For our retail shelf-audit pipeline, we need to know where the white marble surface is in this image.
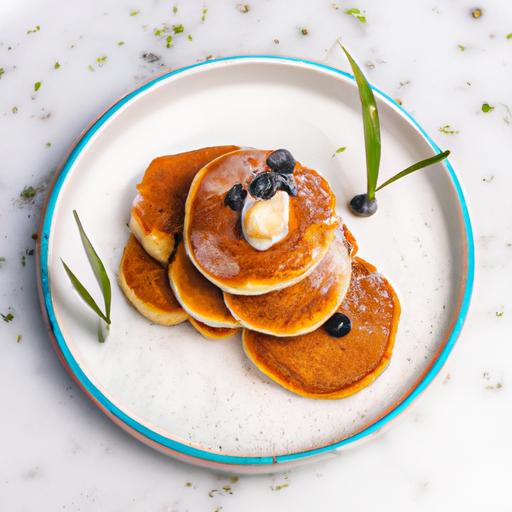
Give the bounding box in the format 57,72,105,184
0,0,511,510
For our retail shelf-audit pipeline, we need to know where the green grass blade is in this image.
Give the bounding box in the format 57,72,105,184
340,43,381,200
376,150,450,191
61,259,110,324
73,210,111,321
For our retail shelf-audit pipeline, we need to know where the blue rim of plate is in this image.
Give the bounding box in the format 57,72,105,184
39,55,474,466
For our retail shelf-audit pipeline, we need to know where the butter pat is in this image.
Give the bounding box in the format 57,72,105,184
242,191,289,251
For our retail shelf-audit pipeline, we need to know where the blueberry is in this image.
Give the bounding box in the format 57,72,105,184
275,173,297,197
249,172,278,200
224,184,247,211
349,193,378,217
266,149,296,174
324,312,352,338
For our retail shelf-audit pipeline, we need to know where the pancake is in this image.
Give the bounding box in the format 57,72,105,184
169,243,240,328
184,148,339,295
224,233,351,336
130,145,239,264
189,318,239,340
119,235,187,325
242,257,401,399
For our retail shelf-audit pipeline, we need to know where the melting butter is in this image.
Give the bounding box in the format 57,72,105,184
242,191,289,251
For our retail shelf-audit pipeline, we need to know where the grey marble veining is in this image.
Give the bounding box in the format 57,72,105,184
0,1,511,510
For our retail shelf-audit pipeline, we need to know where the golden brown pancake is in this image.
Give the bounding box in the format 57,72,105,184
119,235,187,325
184,148,339,295
130,145,239,263
224,233,351,336
343,224,358,257
189,318,239,340
169,243,240,328
242,257,401,399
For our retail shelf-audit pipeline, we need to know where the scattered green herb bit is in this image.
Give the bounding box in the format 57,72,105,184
129,9,140,16
166,35,173,48
173,5,178,14
45,141,51,147
439,124,459,135
88,64,95,72
208,489,219,498
34,81,42,92
187,34,193,41
457,44,466,51
471,7,482,18
20,186,37,201
54,61,61,70
173,23,184,34
344,8,366,23
117,41,125,46
16,334,22,343
229,476,239,484
333,146,347,157
222,485,233,495
0,68,5,79
237,4,250,13
481,102,494,113
271,483,289,491
201,7,208,22
154,26,168,37
185,482,192,487
300,27,309,35
340,44,381,201
27,25,41,34
21,255,26,267
507,33,512,40
1,312,14,322
496,311,504,317
26,248,34,256
96,55,107,66
0,257,5,267
376,151,450,192
12,106,18,113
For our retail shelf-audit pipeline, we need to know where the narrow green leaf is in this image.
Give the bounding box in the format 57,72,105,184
335,146,347,153
340,43,381,200
376,150,450,191
72,211,111,321
61,260,110,324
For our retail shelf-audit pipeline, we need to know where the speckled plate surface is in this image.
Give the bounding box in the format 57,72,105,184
36,56,474,472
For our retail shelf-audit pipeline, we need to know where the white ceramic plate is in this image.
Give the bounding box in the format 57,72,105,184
37,56,474,472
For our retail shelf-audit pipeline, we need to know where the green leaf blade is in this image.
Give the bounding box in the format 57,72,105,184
340,44,381,200
61,260,110,324
72,211,111,321
376,150,450,192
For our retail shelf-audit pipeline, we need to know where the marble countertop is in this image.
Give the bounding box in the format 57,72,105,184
1,1,511,510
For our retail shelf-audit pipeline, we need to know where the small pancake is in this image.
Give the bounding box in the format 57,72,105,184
242,258,401,399
184,148,339,295
189,318,239,340
169,243,240,328
130,145,239,263
119,235,188,325
224,233,351,336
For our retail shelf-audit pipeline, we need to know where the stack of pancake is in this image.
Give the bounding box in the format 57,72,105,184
119,147,400,399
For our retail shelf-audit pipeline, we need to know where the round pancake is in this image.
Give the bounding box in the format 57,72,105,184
224,233,351,336
189,318,239,340
184,148,339,295
242,257,401,399
168,243,240,328
130,145,239,263
119,235,187,325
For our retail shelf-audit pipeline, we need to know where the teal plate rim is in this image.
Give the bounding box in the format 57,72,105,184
37,55,475,466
